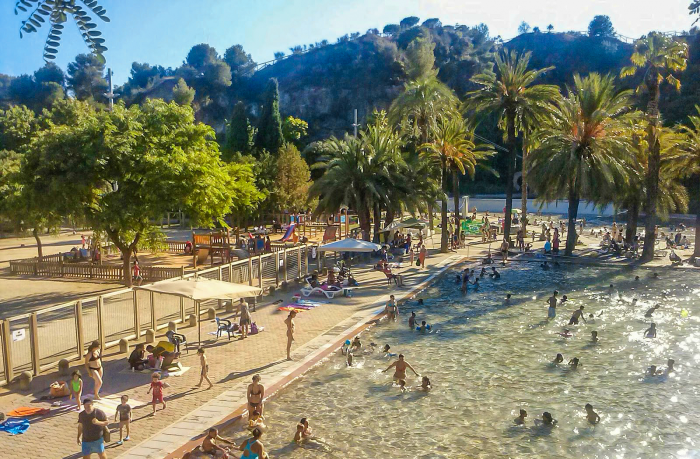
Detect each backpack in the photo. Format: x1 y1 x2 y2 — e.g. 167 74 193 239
250 323 259 335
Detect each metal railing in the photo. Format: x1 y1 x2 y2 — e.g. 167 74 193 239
0 244 325 387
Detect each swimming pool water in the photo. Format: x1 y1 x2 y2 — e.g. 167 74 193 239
225 263 700 458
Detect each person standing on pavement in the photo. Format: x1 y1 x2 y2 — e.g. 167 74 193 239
77 398 109 459
239 298 252 338
419 245 427 269
285 311 297 361
84 341 103 399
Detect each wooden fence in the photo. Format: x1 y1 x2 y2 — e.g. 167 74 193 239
0 243 327 387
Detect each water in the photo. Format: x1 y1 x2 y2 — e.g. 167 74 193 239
224 263 700 458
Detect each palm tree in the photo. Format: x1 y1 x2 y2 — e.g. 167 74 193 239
420 118 494 252
667 106 700 258
618 126 688 244
620 32 688 260
309 113 403 241
528 73 638 255
466 50 559 243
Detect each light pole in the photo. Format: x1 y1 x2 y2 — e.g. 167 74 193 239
104 68 119 112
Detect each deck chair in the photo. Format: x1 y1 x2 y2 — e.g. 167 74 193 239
165 330 189 354
215 317 239 340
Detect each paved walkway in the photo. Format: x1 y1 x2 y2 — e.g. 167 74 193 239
0 218 692 458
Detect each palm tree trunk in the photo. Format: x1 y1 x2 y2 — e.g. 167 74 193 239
441 160 449 253
428 204 434 231
372 203 381 243
521 150 528 236
625 200 639 245
641 83 660 261
358 208 371 241
694 209 700 260
565 190 580 256
452 169 461 240
504 112 516 242
33 227 43 258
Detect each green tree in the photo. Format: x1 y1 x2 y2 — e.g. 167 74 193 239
668 106 700 257
223 44 257 77
204 61 232 88
255 78 284 154
528 73 638 255
383 24 400 35
621 33 688 260
172 78 195 106
226 102 254 157
186 44 219 70
34 62 65 87
404 37 436 81
588 15 615 38
400 17 420 29
67 53 108 101
282 116 308 145
26 100 259 286
421 118 494 252
518 22 531 34
274 143 311 212
466 50 559 243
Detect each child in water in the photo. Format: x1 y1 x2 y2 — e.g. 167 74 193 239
421 376 431 390
248 410 267 430
553 353 564 364
535 411 557 427
568 357 581 368
584 404 600 424
591 331 599 343
514 409 527 425
383 344 396 357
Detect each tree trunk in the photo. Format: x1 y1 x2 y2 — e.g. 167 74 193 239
504 112 516 242
521 149 528 236
565 190 580 256
625 200 639 245
452 169 461 240
385 207 395 228
358 208 371 241
440 160 449 253
32 227 43 258
641 82 660 262
122 248 133 287
428 204 434 231
372 203 381 243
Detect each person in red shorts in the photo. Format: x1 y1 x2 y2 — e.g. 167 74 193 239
147 372 169 416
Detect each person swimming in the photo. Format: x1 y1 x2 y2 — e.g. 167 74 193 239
421 376 431 390
383 354 419 381
490 267 500 279
558 329 572 338
644 304 660 318
418 299 424 305
341 340 351 355
350 336 362 353
535 411 556 427
248 410 267 430
635 275 640 281
504 293 512 305
553 353 564 364
541 261 549 269
383 344 396 357
480 267 487 278
569 306 586 325
665 359 675 374
568 357 580 368
644 323 657 338
591 331 598 343
647 365 662 376
514 409 527 425
418 321 430 332
293 417 313 443
408 312 416 329
584 404 600 424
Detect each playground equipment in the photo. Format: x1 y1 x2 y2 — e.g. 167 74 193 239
278 222 298 243
192 230 233 268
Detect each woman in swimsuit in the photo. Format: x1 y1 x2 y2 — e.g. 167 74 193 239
84 341 103 399
239 427 268 459
247 375 265 417
285 311 297 361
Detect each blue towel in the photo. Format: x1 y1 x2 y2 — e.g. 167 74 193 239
0 418 30 435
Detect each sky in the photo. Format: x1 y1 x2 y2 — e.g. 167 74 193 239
0 0 697 85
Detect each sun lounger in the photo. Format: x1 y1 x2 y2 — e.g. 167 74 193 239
300 285 348 299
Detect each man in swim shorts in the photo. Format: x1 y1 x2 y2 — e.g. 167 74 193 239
383 354 419 381
569 306 586 325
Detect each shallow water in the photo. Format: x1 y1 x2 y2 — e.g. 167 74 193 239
225 263 700 458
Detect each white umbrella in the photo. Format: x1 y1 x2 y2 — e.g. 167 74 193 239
137 278 262 343
319 238 382 252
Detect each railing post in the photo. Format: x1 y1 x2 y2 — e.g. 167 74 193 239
29 313 40 376
283 248 288 283
180 266 185 278
304 245 309 275
97 297 105 351
258 254 263 288
150 292 156 330
75 300 85 356
275 251 280 286
316 244 322 271
133 291 140 339
1 320 14 383
297 247 302 280
248 256 253 286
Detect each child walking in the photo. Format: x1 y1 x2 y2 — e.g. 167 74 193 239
114 395 132 445
196 348 213 390
69 370 83 411
147 372 169 416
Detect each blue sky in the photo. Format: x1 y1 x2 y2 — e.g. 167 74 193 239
0 0 696 84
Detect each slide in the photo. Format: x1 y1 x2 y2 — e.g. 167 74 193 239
279 223 296 242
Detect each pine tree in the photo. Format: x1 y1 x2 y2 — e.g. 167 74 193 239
226 101 252 156
255 78 283 154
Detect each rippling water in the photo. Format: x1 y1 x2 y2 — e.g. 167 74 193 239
224 263 700 458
